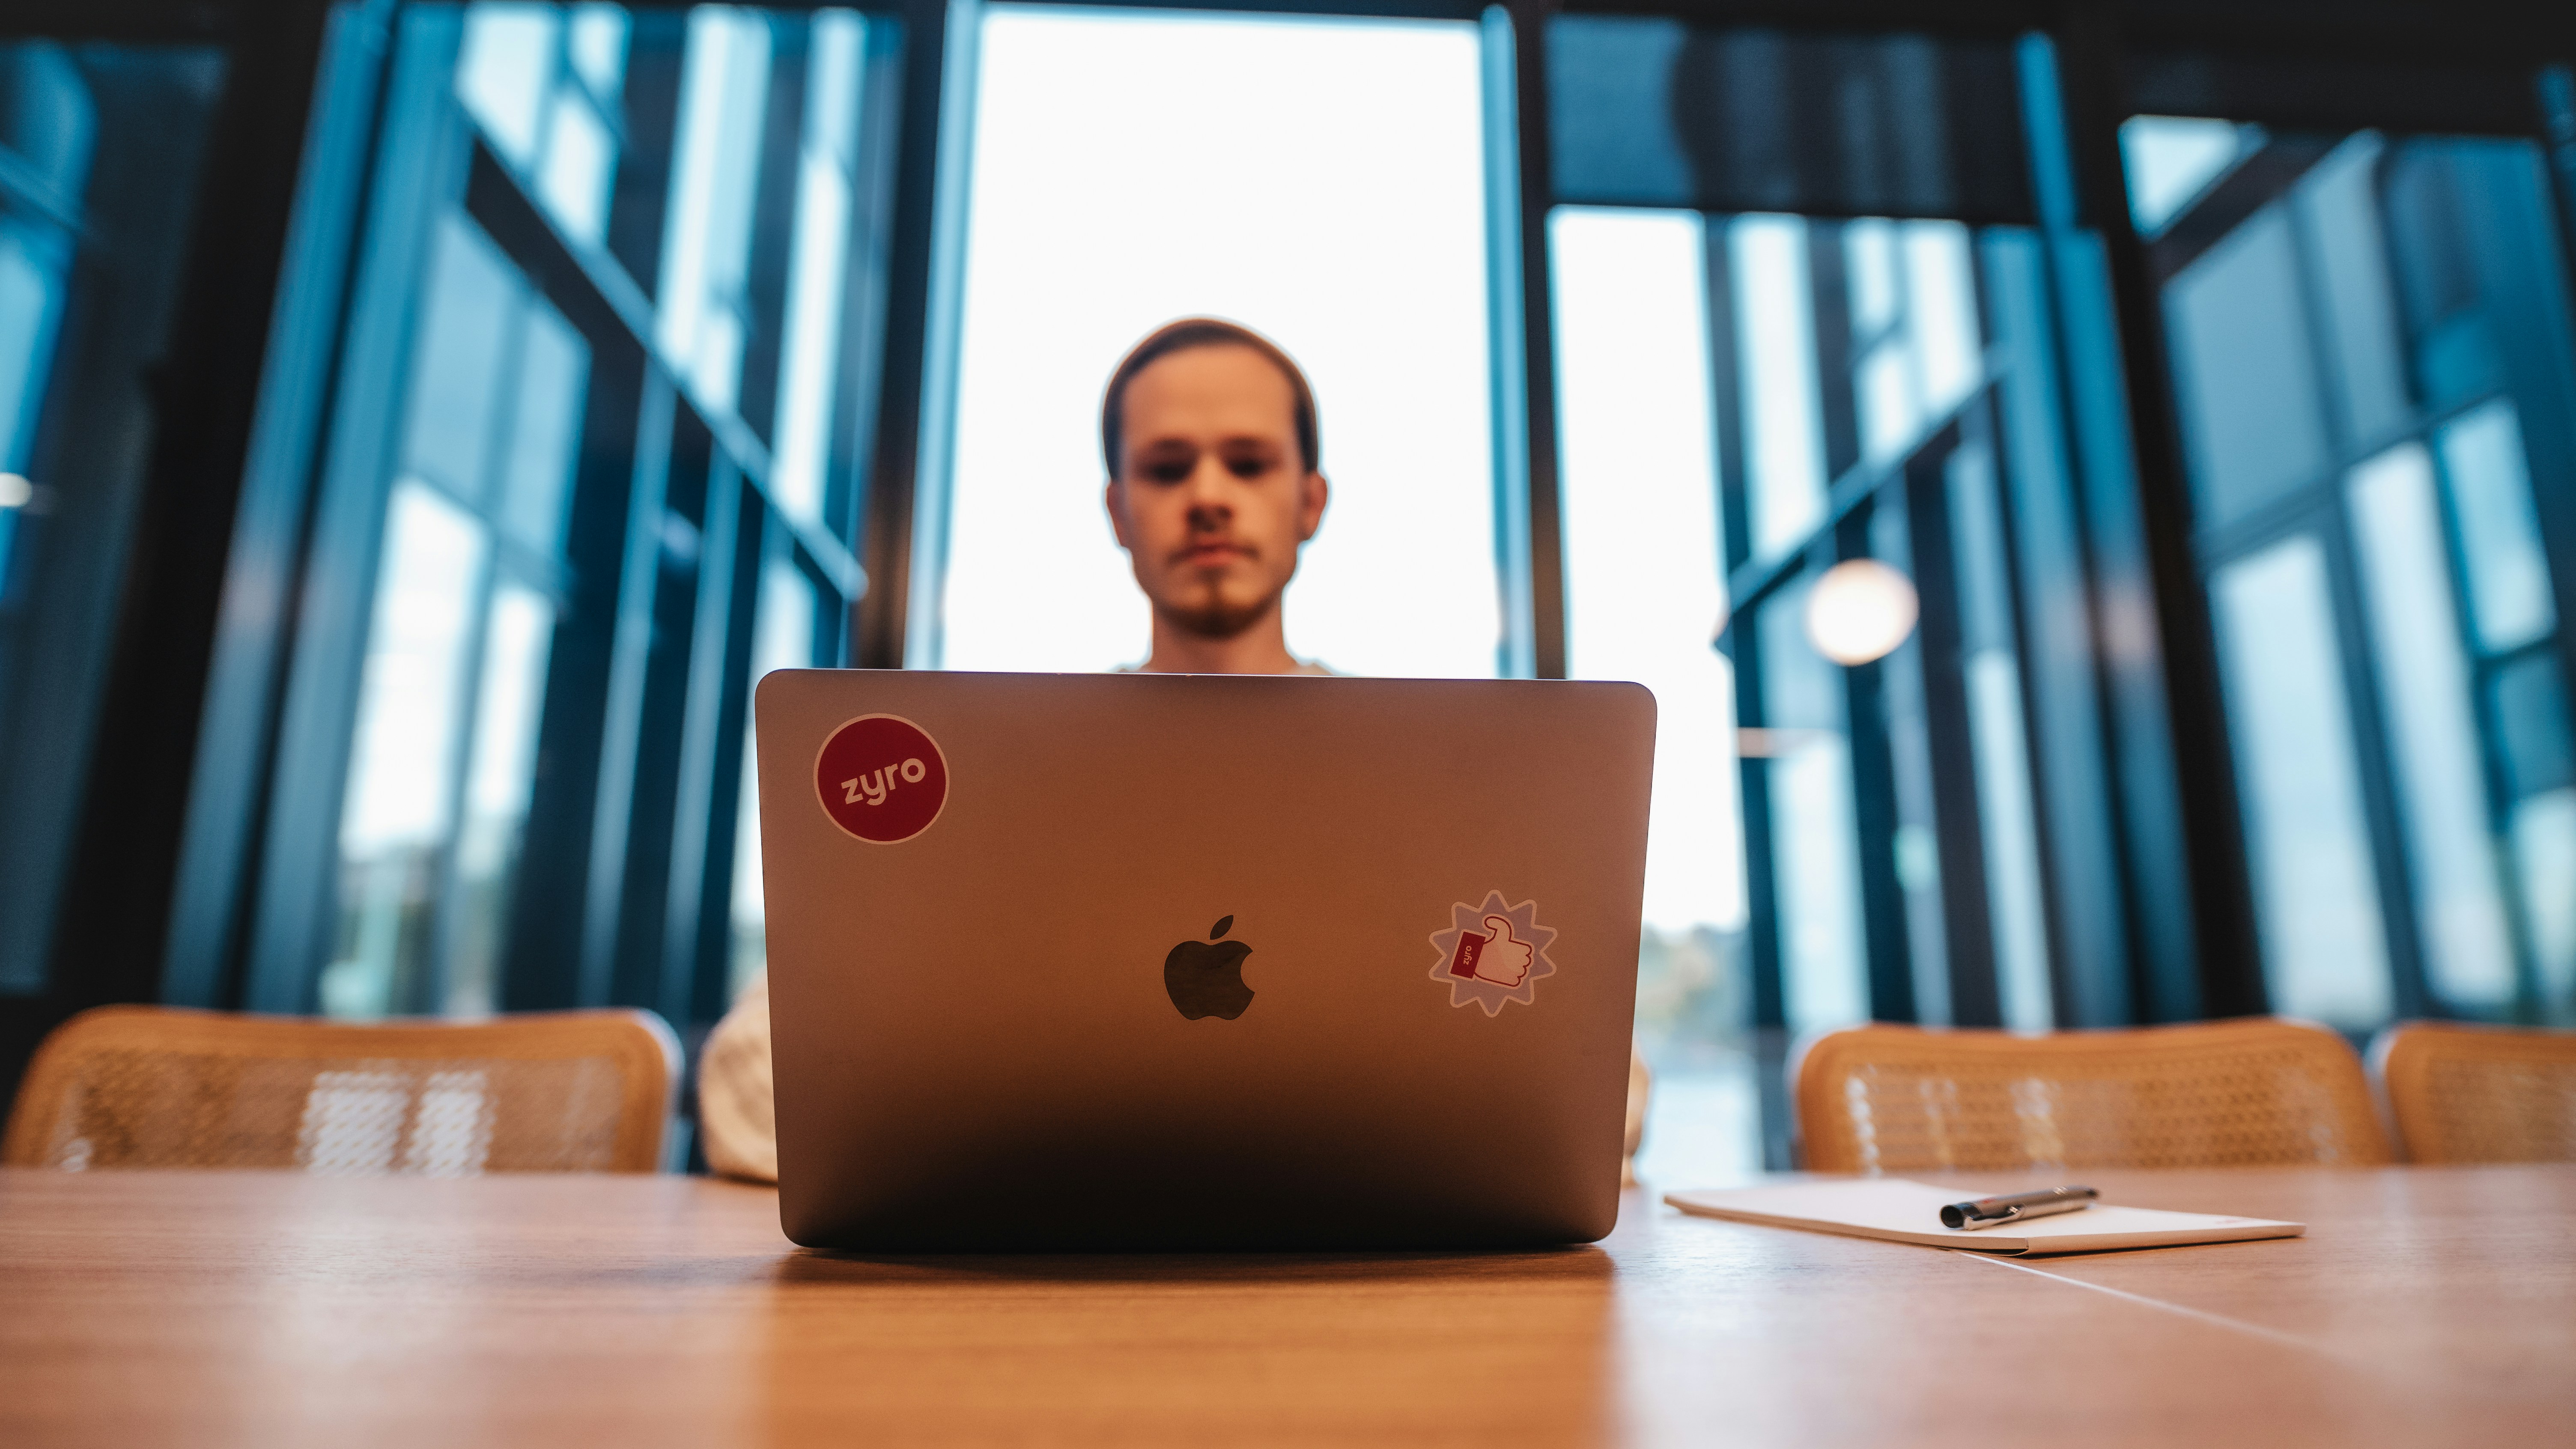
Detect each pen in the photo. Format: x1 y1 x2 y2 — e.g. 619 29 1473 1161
1940 1185 2099 1230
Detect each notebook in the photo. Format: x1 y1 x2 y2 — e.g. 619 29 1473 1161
1663 1179 2305 1256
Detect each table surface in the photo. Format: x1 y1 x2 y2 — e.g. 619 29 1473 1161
2 1164 2569 1448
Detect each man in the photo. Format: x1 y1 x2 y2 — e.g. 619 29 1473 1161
699 319 1647 1180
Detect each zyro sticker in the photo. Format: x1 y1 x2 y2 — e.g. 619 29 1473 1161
814 714 949 844
1428 891 1556 1015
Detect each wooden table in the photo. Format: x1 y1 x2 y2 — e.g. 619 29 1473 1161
2 1165 2569 1446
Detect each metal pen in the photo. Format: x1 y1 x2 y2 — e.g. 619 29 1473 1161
1940 1185 2099 1230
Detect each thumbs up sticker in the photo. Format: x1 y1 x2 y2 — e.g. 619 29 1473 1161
1428 892 1558 1015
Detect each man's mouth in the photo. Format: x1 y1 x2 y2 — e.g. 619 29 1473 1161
1178 542 1250 567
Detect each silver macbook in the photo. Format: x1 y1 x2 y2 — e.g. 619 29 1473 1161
753 669 1654 1250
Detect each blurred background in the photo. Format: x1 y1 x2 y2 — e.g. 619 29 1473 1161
1 0 2570 1181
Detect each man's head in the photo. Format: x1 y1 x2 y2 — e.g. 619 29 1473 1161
1102 319 1327 642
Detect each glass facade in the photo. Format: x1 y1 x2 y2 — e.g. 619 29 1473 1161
2 0 2571 1172
170 3 891 1052
2148 121 2576 1026
0 40 227 993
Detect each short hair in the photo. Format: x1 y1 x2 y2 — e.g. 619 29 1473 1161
1100 318 1320 478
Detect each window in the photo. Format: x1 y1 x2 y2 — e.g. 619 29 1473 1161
923 6 1506 679
224 3 890 1038
1550 207 1756 1184
2145 122 2576 1025
0 39 227 993
1541 18 2095 1171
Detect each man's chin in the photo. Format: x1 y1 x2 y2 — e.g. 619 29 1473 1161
1155 590 1277 640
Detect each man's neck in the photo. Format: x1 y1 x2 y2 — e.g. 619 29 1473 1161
1139 608 1302 675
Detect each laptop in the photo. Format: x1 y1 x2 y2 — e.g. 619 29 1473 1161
753 669 1655 1250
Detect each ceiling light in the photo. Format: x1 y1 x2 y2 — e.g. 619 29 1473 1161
1805 559 1918 665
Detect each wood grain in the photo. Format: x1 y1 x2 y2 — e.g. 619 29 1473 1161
0 1165 2567 1447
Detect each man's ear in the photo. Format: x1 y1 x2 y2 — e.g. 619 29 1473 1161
1297 471 1329 543
1104 477 1133 551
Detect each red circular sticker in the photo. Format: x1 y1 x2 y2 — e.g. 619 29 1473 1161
813 714 949 844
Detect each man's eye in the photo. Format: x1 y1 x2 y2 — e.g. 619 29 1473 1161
1226 456 1269 480
1145 460 1192 483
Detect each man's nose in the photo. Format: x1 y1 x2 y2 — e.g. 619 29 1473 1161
1184 456 1234 519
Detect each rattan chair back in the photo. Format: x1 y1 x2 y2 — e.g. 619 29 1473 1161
1794 1018 2390 1174
2373 1021 2576 1164
2 1006 678 1174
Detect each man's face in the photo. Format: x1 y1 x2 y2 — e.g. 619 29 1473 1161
1106 345 1327 639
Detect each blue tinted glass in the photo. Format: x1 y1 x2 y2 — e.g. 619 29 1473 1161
2293 135 2412 447
656 7 772 413
402 215 523 501
2165 206 2333 529
770 10 868 527
1946 443 2053 1032
2493 653 2574 802
0 42 98 200
495 295 589 555
325 482 490 1021
2210 534 2393 1029
2119 116 2251 235
1733 214 1826 554
536 90 615 247
1758 577 1869 1036
730 554 820 999
567 3 629 101
2347 443 2518 1012
2436 399 2556 653
0 221 65 475
1542 17 1691 207
2514 790 2576 1023
456 4 559 170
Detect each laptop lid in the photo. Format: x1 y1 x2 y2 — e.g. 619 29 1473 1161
755 670 1654 1250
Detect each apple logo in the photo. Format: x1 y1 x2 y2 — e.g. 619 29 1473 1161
1164 915 1255 1021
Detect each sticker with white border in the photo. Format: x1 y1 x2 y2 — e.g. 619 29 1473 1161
814 713 949 844
1428 891 1557 1015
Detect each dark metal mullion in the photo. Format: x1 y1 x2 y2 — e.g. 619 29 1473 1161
1839 504 1917 1024
854 0 957 668
823 16 910 595
2044 15 2268 1020
1903 443 2005 1029
1806 222 1913 1022
658 457 747 1031
1509 0 1568 679
1479 5 1535 680
238 7 471 1013
1719 370 1999 630
157 0 395 1010
577 371 678 1007
690 501 775 1031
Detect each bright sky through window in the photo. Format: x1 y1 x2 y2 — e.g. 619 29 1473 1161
931 6 1500 677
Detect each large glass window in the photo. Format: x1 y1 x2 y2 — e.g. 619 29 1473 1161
1551 206 1757 1185
2142 119 2576 1026
925 6 1504 678
0 40 227 992
255 3 887 1034
324 213 589 1020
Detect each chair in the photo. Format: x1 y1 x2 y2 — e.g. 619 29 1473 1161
2 1006 679 1174
2372 1021 2576 1164
1793 1018 2390 1174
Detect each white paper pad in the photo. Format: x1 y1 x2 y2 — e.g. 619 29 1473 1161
1663 1179 2305 1256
